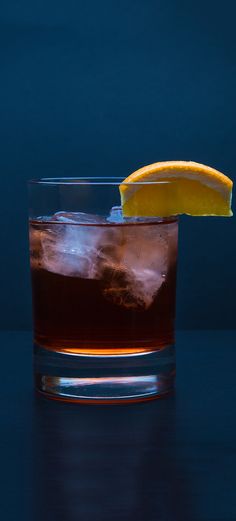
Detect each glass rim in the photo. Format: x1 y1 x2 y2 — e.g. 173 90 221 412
28 177 172 186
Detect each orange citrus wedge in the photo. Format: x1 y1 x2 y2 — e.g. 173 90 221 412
119 161 233 217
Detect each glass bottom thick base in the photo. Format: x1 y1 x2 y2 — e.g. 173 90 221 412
34 344 175 403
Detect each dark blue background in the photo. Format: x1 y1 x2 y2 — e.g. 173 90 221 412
0 0 235 329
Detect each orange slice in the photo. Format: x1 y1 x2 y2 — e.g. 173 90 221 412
119 161 233 217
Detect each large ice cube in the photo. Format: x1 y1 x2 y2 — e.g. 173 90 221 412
103 223 168 308
40 218 121 279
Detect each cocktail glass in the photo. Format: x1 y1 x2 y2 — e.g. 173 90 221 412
29 178 178 403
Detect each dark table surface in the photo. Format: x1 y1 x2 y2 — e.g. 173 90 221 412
1 330 236 521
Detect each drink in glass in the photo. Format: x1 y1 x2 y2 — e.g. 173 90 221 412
29 178 178 402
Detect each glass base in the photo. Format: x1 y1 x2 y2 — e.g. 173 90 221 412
34 344 175 403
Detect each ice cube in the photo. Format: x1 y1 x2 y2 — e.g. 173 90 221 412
39 211 123 279
106 206 124 223
29 226 44 270
41 225 103 278
52 211 107 224
102 224 168 308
